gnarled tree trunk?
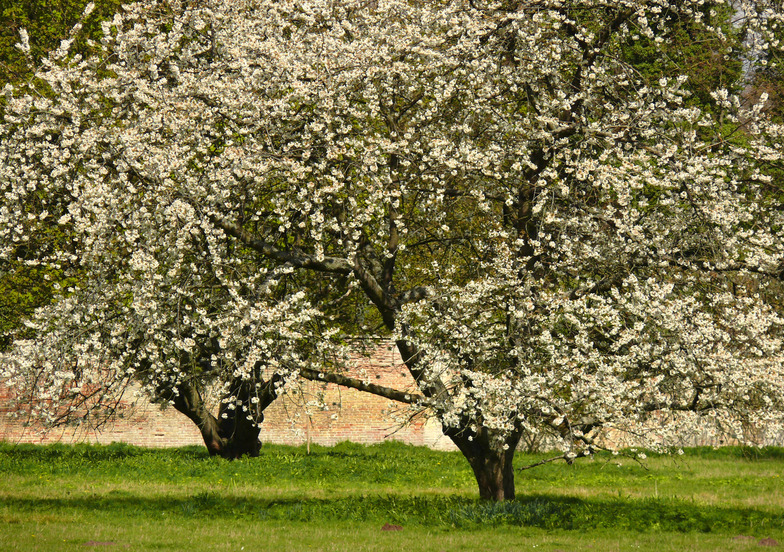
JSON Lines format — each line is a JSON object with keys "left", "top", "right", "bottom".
{"left": 447, "top": 425, "right": 522, "bottom": 501}
{"left": 396, "top": 338, "right": 523, "bottom": 500}
{"left": 161, "top": 376, "right": 279, "bottom": 459}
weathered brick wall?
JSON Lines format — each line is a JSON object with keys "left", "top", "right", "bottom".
{"left": 0, "top": 390, "right": 206, "bottom": 448}
{"left": 258, "top": 343, "right": 454, "bottom": 449}
{"left": 9, "top": 341, "right": 779, "bottom": 451}
{"left": 0, "top": 342, "right": 456, "bottom": 451}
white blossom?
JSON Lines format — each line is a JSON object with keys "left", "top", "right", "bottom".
{"left": 1, "top": 0, "right": 783, "bottom": 496}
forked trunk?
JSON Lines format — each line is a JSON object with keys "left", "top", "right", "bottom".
{"left": 186, "top": 407, "right": 261, "bottom": 458}
{"left": 447, "top": 426, "right": 522, "bottom": 500}
{"left": 163, "top": 376, "right": 278, "bottom": 459}
{"left": 212, "top": 384, "right": 264, "bottom": 458}
{"left": 395, "top": 338, "right": 522, "bottom": 501}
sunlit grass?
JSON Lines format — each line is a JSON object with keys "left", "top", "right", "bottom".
{"left": 0, "top": 441, "right": 782, "bottom": 551}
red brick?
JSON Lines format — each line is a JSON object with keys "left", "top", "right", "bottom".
{"left": 0, "top": 342, "right": 456, "bottom": 450}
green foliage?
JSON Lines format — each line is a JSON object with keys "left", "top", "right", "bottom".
{"left": 620, "top": 2, "right": 743, "bottom": 112}
{"left": 0, "top": 238, "right": 81, "bottom": 350}
{"left": 0, "top": 0, "right": 123, "bottom": 349}
{"left": 0, "top": 0, "right": 124, "bottom": 84}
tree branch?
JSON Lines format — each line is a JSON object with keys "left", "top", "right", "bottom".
{"left": 298, "top": 366, "right": 424, "bottom": 405}
{"left": 399, "top": 286, "right": 430, "bottom": 304}
{"left": 210, "top": 213, "right": 352, "bottom": 274}
{"left": 518, "top": 452, "right": 591, "bottom": 471}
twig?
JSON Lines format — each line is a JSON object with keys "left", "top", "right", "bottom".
{"left": 518, "top": 454, "right": 571, "bottom": 471}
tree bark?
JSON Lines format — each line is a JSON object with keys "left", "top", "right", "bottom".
{"left": 162, "top": 376, "right": 279, "bottom": 459}
{"left": 160, "top": 380, "right": 227, "bottom": 456}
{"left": 395, "top": 338, "right": 523, "bottom": 500}
{"left": 214, "top": 394, "right": 263, "bottom": 459}
{"left": 447, "top": 425, "right": 522, "bottom": 501}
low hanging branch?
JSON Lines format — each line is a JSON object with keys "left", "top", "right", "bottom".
{"left": 518, "top": 449, "right": 595, "bottom": 471}
{"left": 298, "top": 366, "right": 425, "bottom": 405}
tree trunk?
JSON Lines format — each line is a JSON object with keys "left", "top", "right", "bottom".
{"left": 395, "top": 338, "right": 522, "bottom": 500}
{"left": 447, "top": 425, "right": 522, "bottom": 501}
{"left": 213, "top": 379, "right": 264, "bottom": 459}
{"left": 162, "top": 376, "right": 279, "bottom": 459}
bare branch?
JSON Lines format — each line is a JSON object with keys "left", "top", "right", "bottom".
{"left": 298, "top": 366, "right": 424, "bottom": 405}
{"left": 210, "top": 213, "right": 353, "bottom": 274}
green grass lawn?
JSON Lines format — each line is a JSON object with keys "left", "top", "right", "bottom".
{"left": 0, "top": 441, "right": 782, "bottom": 551}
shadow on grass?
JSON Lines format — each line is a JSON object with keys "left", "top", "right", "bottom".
{"left": 3, "top": 492, "right": 783, "bottom": 533}
{"left": 0, "top": 442, "right": 209, "bottom": 461}
{"left": 0, "top": 440, "right": 454, "bottom": 461}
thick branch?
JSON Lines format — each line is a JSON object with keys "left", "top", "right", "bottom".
{"left": 163, "top": 380, "right": 216, "bottom": 427}
{"left": 395, "top": 334, "right": 451, "bottom": 402}
{"left": 399, "top": 286, "right": 430, "bottom": 304}
{"left": 160, "top": 380, "right": 225, "bottom": 455}
{"left": 565, "top": 8, "right": 633, "bottom": 118}
{"left": 298, "top": 366, "right": 424, "bottom": 405}
{"left": 384, "top": 203, "right": 400, "bottom": 293}
{"left": 352, "top": 256, "right": 397, "bottom": 328}
{"left": 641, "top": 400, "right": 716, "bottom": 414}
{"left": 568, "top": 273, "right": 625, "bottom": 300}
{"left": 211, "top": 213, "right": 352, "bottom": 274}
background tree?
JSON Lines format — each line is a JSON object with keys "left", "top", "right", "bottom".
{"left": 744, "top": 0, "right": 784, "bottom": 122}
{"left": 0, "top": 0, "right": 124, "bottom": 348}
{"left": 0, "top": 1, "right": 409, "bottom": 456}
{"left": 2, "top": 0, "right": 783, "bottom": 499}
{"left": 0, "top": 0, "right": 124, "bottom": 82}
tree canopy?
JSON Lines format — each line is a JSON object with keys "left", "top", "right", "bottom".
{"left": 0, "top": 0, "right": 124, "bottom": 348}
{"left": 1, "top": 0, "right": 783, "bottom": 500}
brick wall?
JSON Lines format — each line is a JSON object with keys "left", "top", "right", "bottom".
{"left": 259, "top": 343, "right": 454, "bottom": 450}
{"left": 0, "top": 342, "right": 457, "bottom": 451}
{"left": 9, "top": 341, "right": 778, "bottom": 451}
